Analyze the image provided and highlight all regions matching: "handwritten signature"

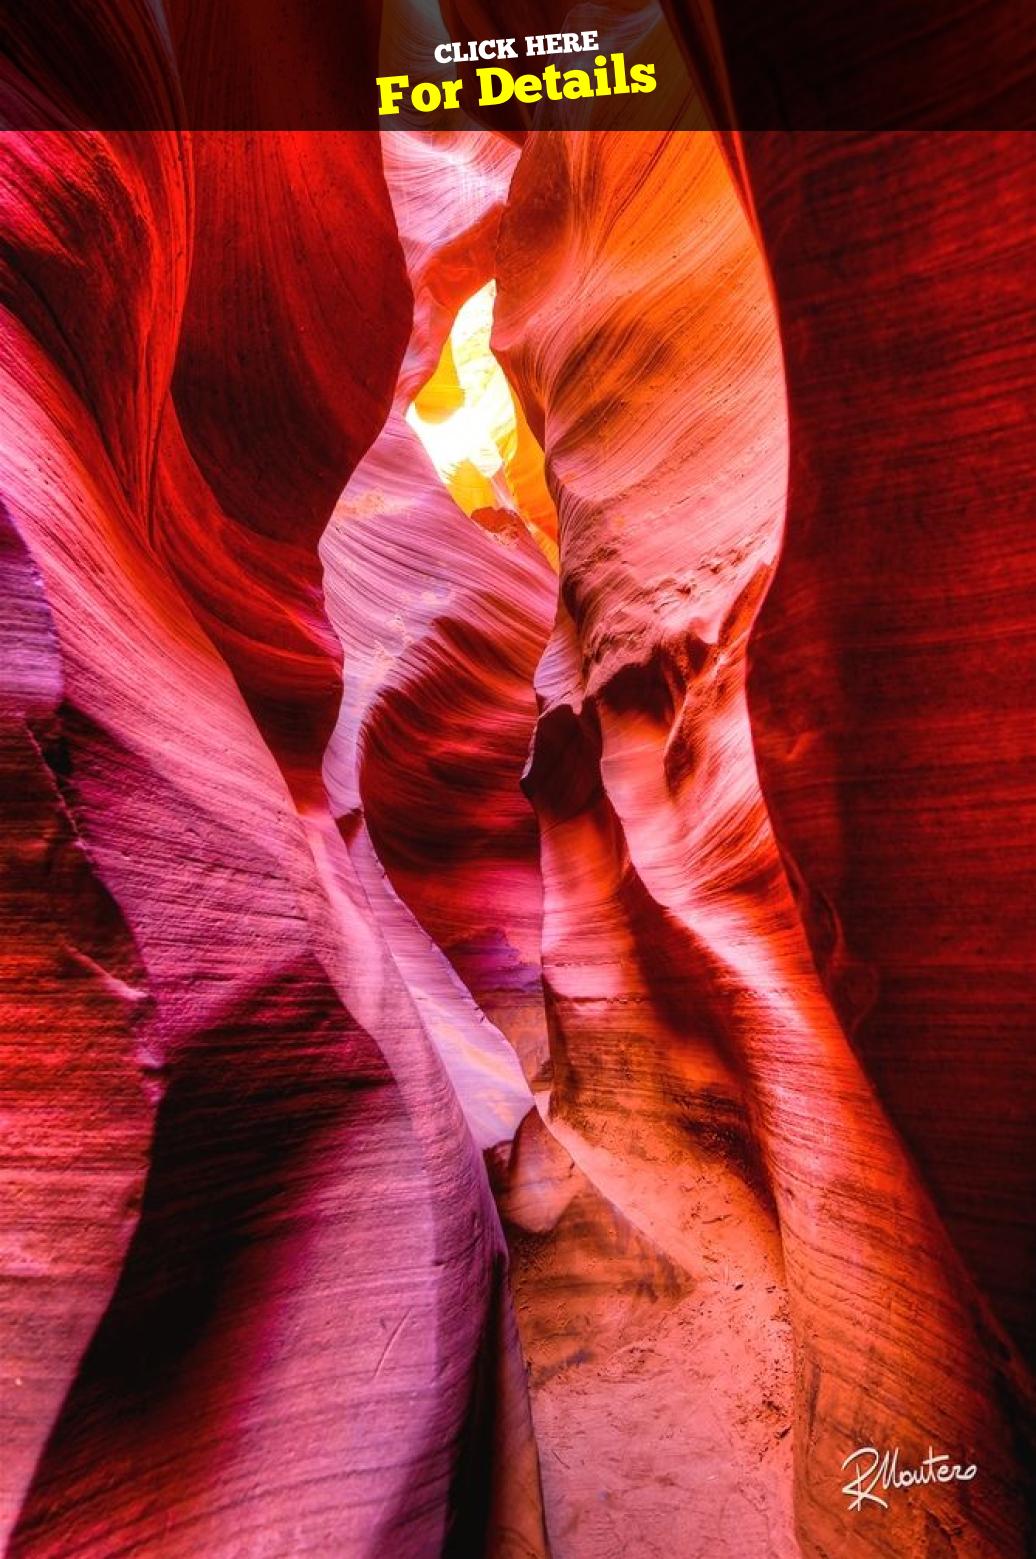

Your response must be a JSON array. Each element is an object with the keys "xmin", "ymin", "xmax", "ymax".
[{"xmin": 841, "ymin": 1447, "xmax": 978, "ymax": 1511}]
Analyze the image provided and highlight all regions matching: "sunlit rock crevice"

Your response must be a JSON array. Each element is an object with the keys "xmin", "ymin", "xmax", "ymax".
[{"xmin": 0, "ymin": 91, "xmax": 1032, "ymax": 1559}]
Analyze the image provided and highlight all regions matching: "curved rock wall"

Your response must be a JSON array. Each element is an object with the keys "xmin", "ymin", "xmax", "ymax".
[
  {"xmin": 492, "ymin": 128, "xmax": 1033, "ymax": 1559},
  {"xmin": 0, "ymin": 124, "xmax": 543, "ymax": 1559},
  {"xmin": 742, "ymin": 129, "xmax": 1036, "ymax": 1370},
  {"xmin": 0, "ymin": 61, "xmax": 1032, "ymax": 1559}
]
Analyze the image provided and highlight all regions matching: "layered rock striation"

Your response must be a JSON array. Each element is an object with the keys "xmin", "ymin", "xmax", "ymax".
[{"xmin": 0, "ymin": 35, "xmax": 1033, "ymax": 1559}]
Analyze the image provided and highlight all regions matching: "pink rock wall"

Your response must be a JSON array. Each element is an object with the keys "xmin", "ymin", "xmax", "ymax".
[{"xmin": 0, "ymin": 125, "xmax": 543, "ymax": 1558}]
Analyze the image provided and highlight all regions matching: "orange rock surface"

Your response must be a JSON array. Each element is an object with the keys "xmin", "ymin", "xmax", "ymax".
[{"xmin": 0, "ymin": 21, "xmax": 1033, "ymax": 1555}]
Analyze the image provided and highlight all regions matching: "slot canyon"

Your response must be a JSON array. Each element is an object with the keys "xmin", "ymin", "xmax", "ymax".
[{"xmin": 1, "ymin": 11, "xmax": 1034, "ymax": 1558}]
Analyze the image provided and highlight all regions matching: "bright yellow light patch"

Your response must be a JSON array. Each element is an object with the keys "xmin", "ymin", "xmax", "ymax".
[{"xmin": 406, "ymin": 281, "xmax": 558, "ymax": 566}]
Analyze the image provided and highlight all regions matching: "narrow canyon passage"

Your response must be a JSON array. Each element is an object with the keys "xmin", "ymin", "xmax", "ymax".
[
  {"xmin": 1, "ymin": 118, "xmax": 1032, "ymax": 1559},
  {"xmin": 322, "ymin": 135, "xmax": 799, "ymax": 1557},
  {"xmin": 317, "ymin": 129, "xmax": 1034, "ymax": 1559}
]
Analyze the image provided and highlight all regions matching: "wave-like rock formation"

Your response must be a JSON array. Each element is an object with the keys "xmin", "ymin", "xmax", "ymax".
[
  {"xmin": 0, "ymin": 127, "xmax": 543, "ymax": 1558},
  {"xmin": 743, "ymin": 130, "xmax": 1036, "ymax": 1365},
  {"xmin": 492, "ymin": 127, "xmax": 1034, "ymax": 1559},
  {"xmin": 1, "ymin": 17, "xmax": 1034, "ymax": 1559}
]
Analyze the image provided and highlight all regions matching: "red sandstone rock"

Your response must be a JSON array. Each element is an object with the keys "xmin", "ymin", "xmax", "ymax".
[
  {"xmin": 741, "ymin": 130, "xmax": 1036, "ymax": 1376},
  {"xmin": 0, "ymin": 16, "xmax": 1033, "ymax": 1559},
  {"xmin": 494, "ymin": 127, "xmax": 1033, "ymax": 1558},
  {"xmin": 0, "ymin": 124, "xmax": 543, "ymax": 1558}
]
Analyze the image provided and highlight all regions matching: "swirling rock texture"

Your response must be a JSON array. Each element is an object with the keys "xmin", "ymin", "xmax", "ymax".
[
  {"xmin": 0, "ymin": 126, "xmax": 543, "ymax": 1559},
  {"xmin": 1, "ymin": 8, "xmax": 1034, "ymax": 1559},
  {"xmin": 492, "ymin": 128, "xmax": 1034, "ymax": 1559}
]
